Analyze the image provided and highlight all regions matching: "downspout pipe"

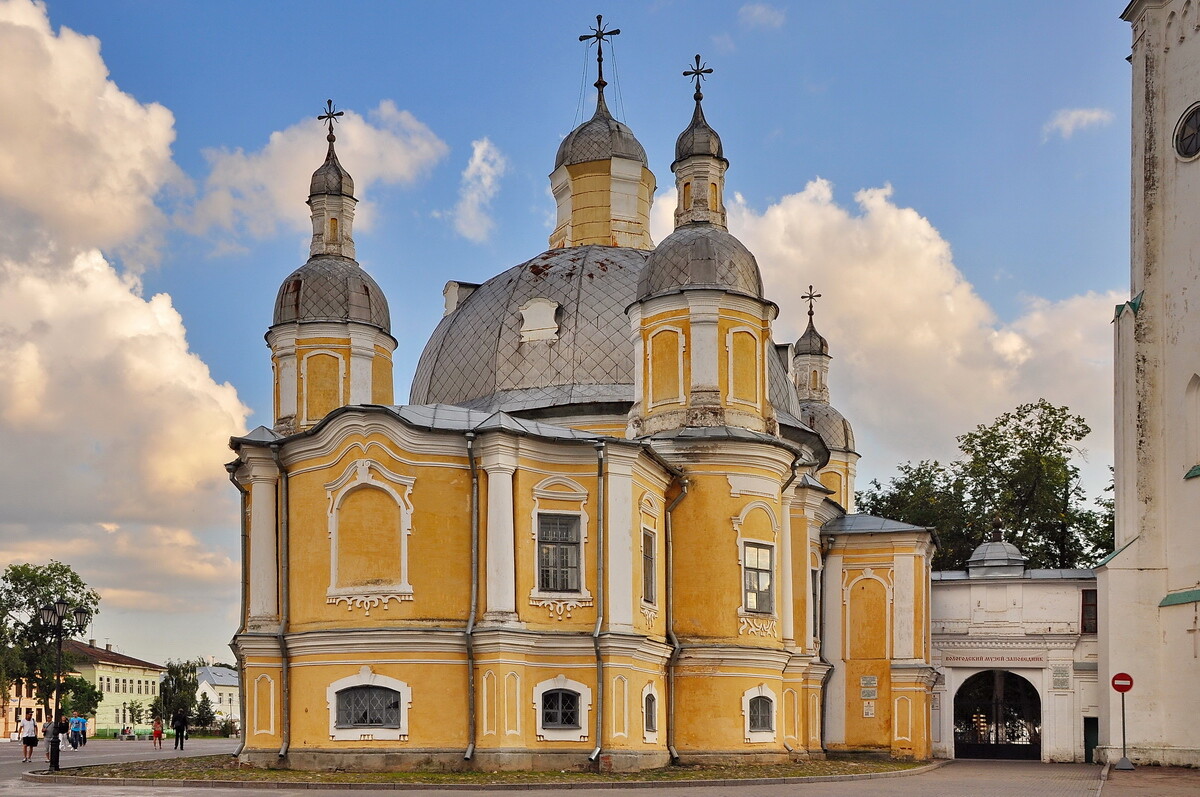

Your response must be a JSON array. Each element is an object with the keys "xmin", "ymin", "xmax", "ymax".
[
  {"xmin": 588, "ymin": 441, "xmax": 606, "ymax": 764},
  {"xmin": 270, "ymin": 445, "xmax": 291, "ymax": 761},
  {"xmin": 463, "ymin": 432, "xmax": 479, "ymax": 761},
  {"xmin": 664, "ymin": 477, "xmax": 690, "ymax": 762},
  {"xmin": 226, "ymin": 462, "xmax": 249, "ymax": 759}
]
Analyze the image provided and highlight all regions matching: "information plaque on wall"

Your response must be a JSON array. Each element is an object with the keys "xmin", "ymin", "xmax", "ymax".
[
  {"xmin": 862, "ymin": 700, "xmax": 875, "ymax": 718},
  {"xmin": 860, "ymin": 675, "xmax": 878, "ymax": 687},
  {"xmin": 860, "ymin": 687, "xmax": 878, "ymax": 699},
  {"xmin": 1052, "ymin": 667, "xmax": 1070, "ymax": 690}
]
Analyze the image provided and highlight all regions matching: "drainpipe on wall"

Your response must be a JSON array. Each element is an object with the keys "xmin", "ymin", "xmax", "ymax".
[
  {"xmin": 463, "ymin": 431, "xmax": 479, "ymax": 761},
  {"xmin": 588, "ymin": 441, "xmax": 606, "ymax": 764},
  {"xmin": 269, "ymin": 445, "xmax": 291, "ymax": 761},
  {"xmin": 226, "ymin": 462, "xmax": 249, "ymax": 759},
  {"xmin": 664, "ymin": 477, "xmax": 690, "ymax": 762}
]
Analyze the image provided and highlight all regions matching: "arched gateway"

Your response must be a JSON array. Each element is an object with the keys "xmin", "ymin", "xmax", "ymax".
[{"xmin": 953, "ymin": 670, "xmax": 1041, "ymax": 760}]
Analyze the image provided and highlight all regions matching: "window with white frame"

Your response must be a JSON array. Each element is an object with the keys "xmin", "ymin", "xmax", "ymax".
[
  {"xmin": 325, "ymin": 667, "xmax": 411, "ymax": 741},
  {"xmin": 642, "ymin": 529, "xmax": 656, "ymax": 604},
  {"xmin": 644, "ymin": 693, "xmax": 657, "ymax": 732},
  {"xmin": 538, "ymin": 514, "xmax": 581, "ymax": 592},
  {"xmin": 742, "ymin": 684, "xmax": 777, "ymax": 743},
  {"xmin": 532, "ymin": 675, "xmax": 591, "ymax": 742},
  {"xmin": 743, "ymin": 542, "xmax": 774, "ymax": 613},
  {"xmin": 335, "ymin": 685, "xmax": 403, "ymax": 729}
]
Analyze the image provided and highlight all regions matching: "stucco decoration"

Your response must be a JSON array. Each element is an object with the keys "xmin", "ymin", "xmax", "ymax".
[
  {"xmin": 532, "ymin": 674, "xmax": 592, "ymax": 742},
  {"xmin": 518, "ymin": 297, "xmax": 560, "ymax": 342}
]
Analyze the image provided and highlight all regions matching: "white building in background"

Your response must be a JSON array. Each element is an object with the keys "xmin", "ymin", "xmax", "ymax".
[
  {"xmin": 1104, "ymin": 0, "xmax": 1200, "ymax": 768},
  {"xmin": 931, "ymin": 536, "xmax": 1099, "ymax": 763},
  {"xmin": 196, "ymin": 666, "xmax": 239, "ymax": 730}
]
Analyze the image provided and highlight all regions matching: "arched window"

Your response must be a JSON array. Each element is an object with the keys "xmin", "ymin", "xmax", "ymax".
[
  {"xmin": 335, "ymin": 685, "xmax": 403, "ymax": 728},
  {"xmin": 644, "ymin": 693, "xmax": 657, "ymax": 732},
  {"xmin": 810, "ymin": 369, "xmax": 819, "ymax": 390},
  {"xmin": 708, "ymin": 182, "xmax": 718, "ymax": 211},
  {"xmin": 748, "ymin": 695, "xmax": 773, "ymax": 732},
  {"xmin": 328, "ymin": 217, "xmax": 339, "ymax": 240},
  {"xmin": 682, "ymin": 181, "xmax": 692, "ymax": 210},
  {"xmin": 541, "ymin": 689, "xmax": 580, "ymax": 729}
]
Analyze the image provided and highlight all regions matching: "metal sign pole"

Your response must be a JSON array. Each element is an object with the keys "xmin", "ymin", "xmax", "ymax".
[{"xmin": 1115, "ymin": 691, "xmax": 1134, "ymax": 770}]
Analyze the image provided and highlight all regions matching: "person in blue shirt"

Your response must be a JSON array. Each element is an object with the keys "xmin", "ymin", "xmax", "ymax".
[{"xmin": 68, "ymin": 712, "xmax": 84, "ymax": 750}]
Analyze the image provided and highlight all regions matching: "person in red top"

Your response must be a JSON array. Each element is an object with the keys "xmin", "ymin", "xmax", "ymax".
[{"xmin": 151, "ymin": 717, "xmax": 163, "ymax": 750}]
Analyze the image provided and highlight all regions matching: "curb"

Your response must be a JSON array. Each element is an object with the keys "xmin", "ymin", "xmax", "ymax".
[{"xmin": 22, "ymin": 759, "xmax": 951, "ymax": 791}]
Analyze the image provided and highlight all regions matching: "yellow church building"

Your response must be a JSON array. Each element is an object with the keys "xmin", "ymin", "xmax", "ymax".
[{"xmin": 229, "ymin": 33, "xmax": 936, "ymax": 772}]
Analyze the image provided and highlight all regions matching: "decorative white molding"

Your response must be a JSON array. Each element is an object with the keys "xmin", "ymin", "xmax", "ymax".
[
  {"xmin": 641, "ymin": 681, "xmax": 660, "ymax": 744},
  {"xmin": 532, "ymin": 674, "xmax": 592, "ymax": 742},
  {"xmin": 725, "ymin": 325, "xmax": 763, "ymax": 408},
  {"xmin": 727, "ymin": 474, "xmax": 779, "ymax": 499},
  {"xmin": 518, "ymin": 297, "xmax": 560, "ymax": 342},
  {"xmin": 647, "ymin": 325, "xmax": 687, "ymax": 408},
  {"xmin": 326, "ymin": 666, "xmax": 411, "ymax": 742},
  {"xmin": 739, "ymin": 615, "xmax": 778, "ymax": 637},
  {"xmin": 252, "ymin": 673, "xmax": 275, "ymax": 736},
  {"xmin": 325, "ymin": 459, "xmax": 415, "ymax": 613},
  {"xmin": 530, "ymin": 597, "xmax": 593, "ymax": 620},
  {"xmin": 640, "ymin": 605, "xmax": 659, "ymax": 624},
  {"xmin": 300, "ymin": 348, "xmax": 347, "ymax": 426}
]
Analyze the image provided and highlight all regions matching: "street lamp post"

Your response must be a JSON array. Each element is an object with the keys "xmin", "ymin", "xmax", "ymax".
[{"xmin": 39, "ymin": 600, "xmax": 89, "ymax": 772}]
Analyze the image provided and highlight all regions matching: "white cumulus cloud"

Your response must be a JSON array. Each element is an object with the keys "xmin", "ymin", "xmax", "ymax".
[
  {"xmin": 0, "ymin": 0, "xmax": 250, "ymax": 660},
  {"xmin": 451, "ymin": 138, "xmax": 508, "ymax": 243},
  {"xmin": 653, "ymin": 179, "xmax": 1118, "ymax": 492},
  {"xmin": 739, "ymin": 3, "xmax": 786, "ymax": 29},
  {"xmin": 185, "ymin": 100, "xmax": 448, "ymax": 250},
  {"xmin": 1043, "ymin": 108, "xmax": 1115, "ymax": 141}
]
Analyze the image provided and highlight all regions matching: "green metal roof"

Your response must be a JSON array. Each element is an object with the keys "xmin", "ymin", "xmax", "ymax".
[
  {"xmin": 1095, "ymin": 536, "xmax": 1137, "ymax": 568},
  {"xmin": 1159, "ymin": 588, "xmax": 1200, "ymax": 607}
]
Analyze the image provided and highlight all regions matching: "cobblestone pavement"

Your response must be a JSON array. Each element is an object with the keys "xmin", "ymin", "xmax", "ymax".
[{"xmin": 1102, "ymin": 765, "xmax": 1200, "ymax": 796}]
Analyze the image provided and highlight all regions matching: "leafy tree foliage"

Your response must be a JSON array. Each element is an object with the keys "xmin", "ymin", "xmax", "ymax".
[
  {"xmin": 59, "ymin": 675, "xmax": 103, "ymax": 717},
  {"xmin": 858, "ymin": 400, "xmax": 1114, "ymax": 570},
  {"xmin": 0, "ymin": 561, "xmax": 100, "ymax": 714},
  {"xmin": 127, "ymin": 699, "xmax": 145, "ymax": 725},
  {"xmin": 159, "ymin": 658, "xmax": 202, "ymax": 722},
  {"xmin": 194, "ymin": 692, "xmax": 216, "ymax": 729},
  {"xmin": 149, "ymin": 695, "xmax": 165, "ymax": 721}
]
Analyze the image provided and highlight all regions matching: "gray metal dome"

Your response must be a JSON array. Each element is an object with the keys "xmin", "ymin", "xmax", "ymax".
[
  {"xmin": 795, "ymin": 318, "xmax": 829, "ymax": 356},
  {"xmin": 309, "ymin": 137, "xmax": 354, "ymax": 197},
  {"xmin": 272, "ymin": 255, "xmax": 389, "ymax": 331},
  {"xmin": 673, "ymin": 100, "xmax": 725, "ymax": 168},
  {"xmin": 967, "ymin": 540, "xmax": 1026, "ymax": 568},
  {"xmin": 637, "ymin": 223, "xmax": 763, "ymax": 300},
  {"xmin": 554, "ymin": 93, "xmax": 648, "ymax": 170},
  {"xmin": 797, "ymin": 401, "xmax": 856, "ymax": 453},
  {"xmin": 410, "ymin": 246, "xmax": 650, "ymax": 412}
]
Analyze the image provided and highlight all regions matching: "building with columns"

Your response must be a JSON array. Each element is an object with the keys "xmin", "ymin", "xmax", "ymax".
[
  {"xmin": 229, "ymin": 36, "xmax": 935, "ymax": 771},
  {"xmin": 1100, "ymin": 0, "xmax": 1200, "ymax": 768}
]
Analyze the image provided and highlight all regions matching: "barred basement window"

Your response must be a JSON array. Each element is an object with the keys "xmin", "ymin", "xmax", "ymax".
[
  {"xmin": 743, "ymin": 542, "xmax": 774, "ymax": 613},
  {"xmin": 538, "ymin": 514, "xmax": 581, "ymax": 592},
  {"xmin": 335, "ymin": 685, "xmax": 402, "ymax": 728},
  {"xmin": 542, "ymin": 689, "xmax": 580, "ymax": 729},
  {"xmin": 748, "ymin": 695, "xmax": 773, "ymax": 732}
]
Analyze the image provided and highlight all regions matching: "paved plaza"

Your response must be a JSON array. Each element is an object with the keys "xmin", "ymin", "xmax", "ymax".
[{"xmin": 3, "ymin": 743, "xmax": 1199, "ymax": 796}]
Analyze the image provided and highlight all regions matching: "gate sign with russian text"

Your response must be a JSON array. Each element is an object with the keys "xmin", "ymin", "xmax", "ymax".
[{"xmin": 1111, "ymin": 672, "xmax": 1134, "ymax": 693}]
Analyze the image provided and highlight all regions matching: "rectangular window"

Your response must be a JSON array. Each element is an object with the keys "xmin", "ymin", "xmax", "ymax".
[
  {"xmin": 1081, "ymin": 588, "xmax": 1098, "ymax": 634},
  {"xmin": 744, "ymin": 543, "xmax": 774, "ymax": 613},
  {"xmin": 642, "ymin": 530, "xmax": 656, "ymax": 604},
  {"xmin": 538, "ymin": 514, "xmax": 581, "ymax": 592}
]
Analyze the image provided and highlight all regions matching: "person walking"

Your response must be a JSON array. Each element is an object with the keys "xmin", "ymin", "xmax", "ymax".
[
  {"xmin": 68, "ymin": 711, "xmax": 83, "ymax": 750},
  {"xmin": 151, "ymin": 717, "xmax": 163, "ymax": 750},
  {"xmin": 18, "ymin": 709, "xmax": 38, "ymax": 763},
  {"xmin": 170, "ymin": 709, "xmax": 187, "ymax": 750},
  {"xmin": 40, "ymin": 716, "xmax": 52, "ymax": 762}
]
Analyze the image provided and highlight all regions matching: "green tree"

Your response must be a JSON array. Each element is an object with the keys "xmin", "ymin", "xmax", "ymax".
[
  {"xmin": 159, "ymin": 658, "xmax": 201, "ymax": 722},
  {"xmin": 0, "ymin": 562, "xmax": 100, "ymax": 714},
  {"xmin": 149, "ymin": 695, "xmax": 165, "ymax": 721},
  {"xmin": 59, "ymin": 675, "xmax": 102, "ymax": 718},
  {"xmin": 194, "ymin": 692, "xmax": 216, "ymax": 729},
  {"xmin": 858, "ymin": 400, "xmax": 1114, "ymax": 570},
  {"xmin": 127, "ymin": 699, "xmax": 144, "ymax": 726}
]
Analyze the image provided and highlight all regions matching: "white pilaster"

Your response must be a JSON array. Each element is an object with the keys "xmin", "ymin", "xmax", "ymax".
[
  {"xmin": 780, "ymin": 492, "xmax": 795, "ymax": 646},
  {"xmin": 348, "ymin": 326, "xmax": 375, "ymax": 405},
  {"xmin": 244, "ymin": 454, "xmax": 280, "ymax": 623},
  {"xmin": 604, "ymin": 446, "xmax": 638, "ymax": 632},
  {"xmin": 687, "ymin": 293, "xmax": 721, "ymax": 400},
  {"xmin": 893, "ymin": 552, "xmax": 915, "ymax": 659},
  {"xmin": 480, "ymin": 436, "xmax": 519, "ymax": 619}
]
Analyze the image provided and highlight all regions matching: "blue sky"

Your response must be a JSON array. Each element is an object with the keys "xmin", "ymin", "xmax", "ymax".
[{"xmin": 0, "ymin": 1, "xmax": 1131, "ymax": 662}]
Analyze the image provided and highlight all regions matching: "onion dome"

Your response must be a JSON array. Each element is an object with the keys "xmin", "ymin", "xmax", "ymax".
[
  {"xmin": 672, "ymin": 83, "xmax": 725, "ymax": 168},
  {"xmin": 554, "ymin": 91, "xmax": 648, "ymax": 169},
  {"xmin": 272, "ymin": 256, "xmax": 390, "ymax": 331},
  {"xmin": 309, "ymin": 133, "xmax": 354, "ymax": 197},
  {"xmin": 796, "ymin": 316, "xmax": 829, "ymax": 356},
  {"xmin": 636, "ymin": 223, "xmax": 763, "ymax": 301}
]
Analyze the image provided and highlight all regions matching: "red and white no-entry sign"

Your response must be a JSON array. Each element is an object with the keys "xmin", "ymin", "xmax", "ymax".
[{"xmin": 1112, "ymin": 672, "xmax": 1134, "ymax": 693}]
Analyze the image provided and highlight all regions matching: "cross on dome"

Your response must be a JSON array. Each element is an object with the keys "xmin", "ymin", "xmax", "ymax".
[
  {"xmin": 683, "ymin": 54, "xmax": 713, "ymax": 101},
  {"xmin": 801, "ymin": 285, "xmax": 822, "ymax": 319},
  {"xmin": 318, "ymin": 99, "xmax": 344, "ymax": 141},
  {"xmin": 578, "ymin": 15, "xmax": 620, "ymax": 93}
]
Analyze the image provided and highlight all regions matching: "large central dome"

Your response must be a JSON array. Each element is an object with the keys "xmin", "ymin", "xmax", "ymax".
[{"xmin": 410, "ymin": 245, "xmax": 648, "ymax": 412}]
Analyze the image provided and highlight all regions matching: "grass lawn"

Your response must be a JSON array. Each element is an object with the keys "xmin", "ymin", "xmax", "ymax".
[{"xmin": 54, "ymin": 754, "xmax": 924, "ymax": 785}]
